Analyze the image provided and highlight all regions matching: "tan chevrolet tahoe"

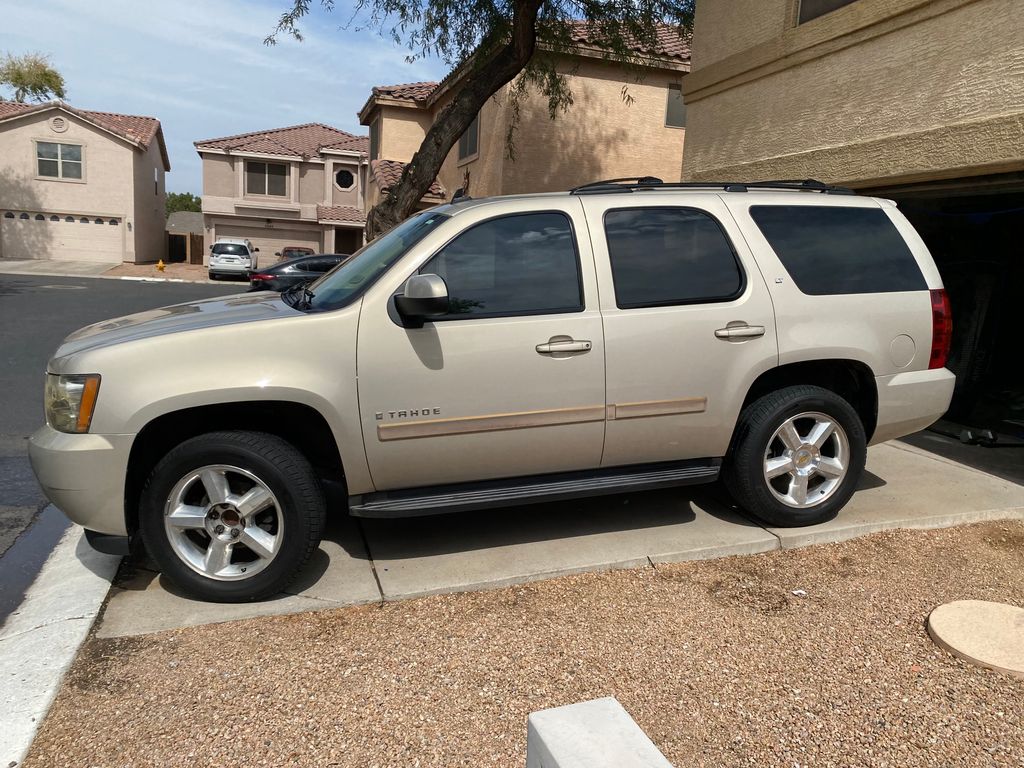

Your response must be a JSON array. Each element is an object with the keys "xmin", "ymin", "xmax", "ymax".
[{"xmin": 30, "ymin": 179, "xmax": 955, "ymax": 602}]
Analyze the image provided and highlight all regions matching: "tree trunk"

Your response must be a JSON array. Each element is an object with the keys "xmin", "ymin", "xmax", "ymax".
[{"xmin": 365, "ymin": 0, "xmax": 544, "ymax": 239}]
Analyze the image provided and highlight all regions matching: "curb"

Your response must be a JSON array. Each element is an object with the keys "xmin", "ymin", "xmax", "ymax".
[
  {"xmin": 0, "ymin": 515, "xmax": 120, "ymax": 766},
  {"xmin": 0, "ymin": 266, "xmax": 224, "ymax": 285}
]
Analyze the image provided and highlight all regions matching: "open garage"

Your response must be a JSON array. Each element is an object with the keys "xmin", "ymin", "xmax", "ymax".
[{"xmin": 868, "ymin": 173, "xmax": 1023, "ymax": 445}]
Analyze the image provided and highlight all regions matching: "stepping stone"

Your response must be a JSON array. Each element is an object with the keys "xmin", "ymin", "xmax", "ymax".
[{"xmin": 927, "ymin": 600, "xmax": 1024, "ymax": 679}]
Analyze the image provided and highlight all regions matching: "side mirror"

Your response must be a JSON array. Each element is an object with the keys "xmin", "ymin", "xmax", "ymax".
[
  {"xmin": 274, "ymin": 251, "xmax": 281, "ymax": 257},
  {"xmin": 254, "ymin": 247, "xmax": 260, "ymax": 252},
  {"xmin": 395, "ymin": 274, "xmax": 449, "ymax": 328}
]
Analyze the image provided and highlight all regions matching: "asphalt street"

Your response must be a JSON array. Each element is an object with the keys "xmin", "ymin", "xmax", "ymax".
[{"xmin": 0, "ymin": 274, "xmax": 234, "ymax": 557}]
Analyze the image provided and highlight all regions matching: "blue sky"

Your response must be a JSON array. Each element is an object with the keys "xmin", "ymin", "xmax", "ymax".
[{"xmin": 3, "ymin": 0, "xmax": 447, "ymax": 193}]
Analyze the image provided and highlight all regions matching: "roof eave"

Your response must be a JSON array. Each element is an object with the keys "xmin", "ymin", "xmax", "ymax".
[{"xmin": 195, "ymin": 146, "xmax": 304, "ymax": 162}]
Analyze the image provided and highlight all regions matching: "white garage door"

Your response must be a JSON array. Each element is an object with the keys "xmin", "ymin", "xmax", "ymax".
[
  {"xmin": 1, "ymin": 214, "xmax": 123, "ymax": 263},
  {"xmin": 215, "ymin": 226, "xmax": 322, "ymax": 270}
]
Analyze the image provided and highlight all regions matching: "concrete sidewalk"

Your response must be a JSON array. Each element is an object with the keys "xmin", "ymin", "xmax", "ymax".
[
  {"xmin": 0, "ymin": 258, "xmax": 223, "ymax": 284},
  {"xmin": 94, "ymin": 441, "xmax": 1024, "ymax": 638}
]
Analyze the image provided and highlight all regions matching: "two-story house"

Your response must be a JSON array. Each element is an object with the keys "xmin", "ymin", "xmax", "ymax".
[
  {"xmin": 0, "ymin": 101, "xmax": 169, "ymax": 263},
  {"xmin": 358, "ymin": 24, "xmax": 691, "ymax": 203},
  {"xmin": 681, "ymin": 0, "xmax": 1023, "ymax": 441},
  {"xmin": 194, "ymin": 124, "xmax": 369, "ymax": 261}
]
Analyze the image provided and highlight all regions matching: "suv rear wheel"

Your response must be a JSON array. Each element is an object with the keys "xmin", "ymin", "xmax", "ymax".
[
  {"xmin": 725, "ymin": 385, "xmax": 867, "ymax": 527},
  {"xmin": 139, "ymin": 430, "xmax": 325, "ymax": 602}
]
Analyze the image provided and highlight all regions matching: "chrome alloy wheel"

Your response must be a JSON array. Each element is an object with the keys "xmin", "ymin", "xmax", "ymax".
[
  {"xmin": 163, "ymin": 465, "xmax": 283, "ymax": 581},
  {"xmin": 762, "ymin": 411, "xmax": 850, "ymax": 509}
]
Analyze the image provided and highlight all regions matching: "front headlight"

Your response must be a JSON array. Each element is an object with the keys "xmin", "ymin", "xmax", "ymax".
[{"xmin": 45, "ymin": 374, "xmax": 101, "ymax": 433}]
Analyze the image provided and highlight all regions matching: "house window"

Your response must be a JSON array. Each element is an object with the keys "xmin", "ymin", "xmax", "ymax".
[
  {"xmin": 37, "ymin": 142, "xmax": 83, "ymax": 179},
  {"xmin": 798, "ymin": 0, "xmax": 859, "ymax": 24},
  {"xmin": 666, "ymin": 84, "xmax": 687, "ymax": 128},
  {"xmin": 458, "ymin": 114, "xmax": 479, "ymax": 162},
  {"xmin": 335, "ymin": 169, "xmax": 355, "ymax": 190},
  {"xmin": 369, "ymin": 119, "xmax": 380, "ymax": 161},
  {"xmin": 245, "ymin": 161, "xmax": 288, "ymax": 196}
]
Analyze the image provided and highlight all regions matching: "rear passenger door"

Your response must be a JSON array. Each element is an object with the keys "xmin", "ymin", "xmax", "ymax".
[{"xmin": 584, "ymin": 194, "xmax": 779, "ymax": 466}]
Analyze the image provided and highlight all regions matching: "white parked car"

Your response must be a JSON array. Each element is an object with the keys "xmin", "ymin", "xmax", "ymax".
[
  {"xmin": 208, "ymin": 238, "xmax": 258, "ymax": 279},
  {"xmin": 30, "ymin": 179, "xmax": 954, "ymax": 602}
]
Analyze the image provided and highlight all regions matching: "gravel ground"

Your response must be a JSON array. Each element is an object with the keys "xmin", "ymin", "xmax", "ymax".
[{"xmin": 24, "ymin": 520, "xmax": 1024, "ymax": 768}]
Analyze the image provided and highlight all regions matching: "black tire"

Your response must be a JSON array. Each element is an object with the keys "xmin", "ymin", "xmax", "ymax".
[
  {"xmin": 724, "ymin": 385, "xmax": 867, "ymax": 527},
  {"xmin": 139, "ymin": 430, "xmax": 326, "ymax": 602}
]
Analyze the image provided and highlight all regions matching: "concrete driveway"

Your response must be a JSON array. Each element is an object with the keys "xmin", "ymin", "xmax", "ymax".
[{"xmin": 95, "ymin": 441, "xmax": 1023, "ymax": 638}]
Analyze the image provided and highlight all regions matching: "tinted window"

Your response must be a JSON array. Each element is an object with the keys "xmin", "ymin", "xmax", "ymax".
[
  {"xmin": 798, "ymin": 0, "xmax": 859, "ymax": 24},
  {"xmin": 749, "ymin": 206, "xmax": 926, "ymax": 295},
  {"xmin": 306, "ymin": 258, "xmax": 338, "ymax": 273},
  {"xmin": 604, "ymin": 207, "xmax": 743, "ymax": 308},
  {"xmin": 212, "ymin": 244, "xmax": 249, "ymax": 256},
  {"xmin": 458, "ymin": 114, "xmax": 479, "ymax": 161},
  {"xmin": 666, "ymin": 84, "xmax": 686, "ymax": 128},
  {"xmin": 420, "ymin": 212, "xmax": 582, "ymax": 318}
]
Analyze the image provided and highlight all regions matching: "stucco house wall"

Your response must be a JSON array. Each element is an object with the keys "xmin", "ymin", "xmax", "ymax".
[
  {"xmin": 682, "ymin": 0, "xmax": 1024, "ymax": 187},
  {"xmin": 484, "ymin": 56, "xmax": 686, "ymax": 195},
  {"xmin": 131, "ymin": 138, "xmax": 167, "ymax": 262},
  {"xmin": 377, "ymin": 106, "xmax": 434, "ymax": 164},
  {"xmin": 202, "ymin": 155, "xmax": 235, "ymax": 197},
  {"xmin": 298, "ymin": 163, "xmax": 325, "ymax": 205}
]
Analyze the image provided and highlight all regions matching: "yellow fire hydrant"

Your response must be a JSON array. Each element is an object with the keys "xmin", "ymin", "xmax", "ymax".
[{"xmin": 156, "ymin": 259, "xmax": 166, "ymax": 272}]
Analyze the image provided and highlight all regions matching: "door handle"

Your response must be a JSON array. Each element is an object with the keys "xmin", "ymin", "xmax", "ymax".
[
  {"xmin": 536, "ymin": 339, "xmax": 592, "ymax": 354},
  {"xmin": 714, "ymin": 324, "xmax": 766, "ymax": 339}
]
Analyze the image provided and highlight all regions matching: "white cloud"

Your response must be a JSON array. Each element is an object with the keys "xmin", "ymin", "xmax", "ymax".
[{"xmin": 3, "ymin": 0, "xmax": 446, "ymax": 192}]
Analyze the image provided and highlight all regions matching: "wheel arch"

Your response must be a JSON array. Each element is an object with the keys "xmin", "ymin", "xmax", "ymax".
[
  {"xmin": 124, "ymin": 400, "xmax": 346, "ymax": 536},
  {"xmin": 733, "ymin": 359, "xmax": 878, "ymax": 449}
]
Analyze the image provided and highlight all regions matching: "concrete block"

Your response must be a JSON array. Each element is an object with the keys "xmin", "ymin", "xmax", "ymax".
[{"xmin": 527, "ymin": 697, "xmax": 673, "ymax": 768}]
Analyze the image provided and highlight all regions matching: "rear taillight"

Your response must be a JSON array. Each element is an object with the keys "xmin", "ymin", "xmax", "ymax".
[
  {"xmin": 250, "ymin": 273, "xmax": 273, "ymax": 281},
  {"xmin": 929, "ymin": 288, "xmax": 952, "ymax": 370}
]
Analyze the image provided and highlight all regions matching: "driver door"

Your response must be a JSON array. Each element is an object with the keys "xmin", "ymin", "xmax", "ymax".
[{"xmin": 356, "ymin": 200, "xmax": 606, "ymax": 491}]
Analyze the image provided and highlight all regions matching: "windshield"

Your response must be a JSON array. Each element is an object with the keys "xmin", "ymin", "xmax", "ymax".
[
  {"xmin": 306, "ymin": 211, "xmax": 449, "ymax": 311},
  {"xmin": 212, "ymin": 244, "xmax": 249, "ymax": 256}
]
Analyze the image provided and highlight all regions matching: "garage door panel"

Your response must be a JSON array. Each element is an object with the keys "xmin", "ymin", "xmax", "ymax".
[{"xmin": 1, "ymin": 217, "xmax": 122, "ymax": 263}]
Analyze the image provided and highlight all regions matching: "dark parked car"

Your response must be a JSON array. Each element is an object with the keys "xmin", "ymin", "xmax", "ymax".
[{"xmin": 248, "ymin": 253, "xmax": 348, "ymax": 292}]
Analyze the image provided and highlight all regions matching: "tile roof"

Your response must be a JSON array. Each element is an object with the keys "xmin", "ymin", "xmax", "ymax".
[
  {"xmin": 195, "ymin": 123, "xmax": 369, "ymax": 159},
  {"xmin": 370, "ymin": 159, "xmax": 446, "ymax": 198},
  {"xmin": 567, "ymin": 21, "xmax": 692, "ymax": 64},
  {"xmin": 0, "ymin": 100, "xmax": 170, "ymax": 168},
  {"xmin": 317, "ymin": 204, "xmax": 366, "ymax": 224},
  {"xmin": 321, "ymin": 135, "xmax": 370, "ymax": 154},
  {"xmin": 371, "ymin": 82, "xmax": 439, "ymax": 102}
]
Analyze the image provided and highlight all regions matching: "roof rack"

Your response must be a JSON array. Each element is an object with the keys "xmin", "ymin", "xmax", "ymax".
[{"xmin": 569, "ymin": 178, "xmax": 856, "ymax": 196}]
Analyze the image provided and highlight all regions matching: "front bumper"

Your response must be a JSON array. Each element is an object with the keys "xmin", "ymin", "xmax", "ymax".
[
  {"xmin": 28, "ymin": 425, "xmax": 134, "ymax": 536},
  {"xmin": 871, "ymin": 367, "xmax": 956, "ymax": 445}
]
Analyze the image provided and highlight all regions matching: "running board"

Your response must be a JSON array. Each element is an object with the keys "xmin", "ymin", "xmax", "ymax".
[{"xmin": 348, "ymin": 459, "xmax": 721, "ymax": 518}]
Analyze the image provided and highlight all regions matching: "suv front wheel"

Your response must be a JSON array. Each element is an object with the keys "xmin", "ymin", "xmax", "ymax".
[
  {"xmin": 139, "ymin": 430, "xmax": 326, "ymax": 602},
  {"xmin": 725, "ymin": 385, "xmax": 867, "ymax": 527}
]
